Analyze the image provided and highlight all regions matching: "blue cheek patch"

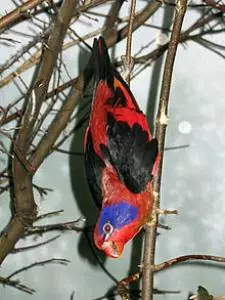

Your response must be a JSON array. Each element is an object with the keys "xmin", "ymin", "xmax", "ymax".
[{"xmin": 98, "ymin": 201, "xmax": 138, "ymax": 236}]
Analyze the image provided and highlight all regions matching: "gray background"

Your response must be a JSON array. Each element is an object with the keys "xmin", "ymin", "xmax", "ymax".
[{"xmin": 0, "ymin": 1, "xmax": 225, "ymax": 299}]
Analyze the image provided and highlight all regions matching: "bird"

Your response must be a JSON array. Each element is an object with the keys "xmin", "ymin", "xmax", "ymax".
[{"xmin": 84, "ymin": 36, "xmax": 160, "ymax": 258}]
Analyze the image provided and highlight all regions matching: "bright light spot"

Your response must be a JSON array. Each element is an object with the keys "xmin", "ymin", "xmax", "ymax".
[{"xmin": 178, "ymin": 121, "xmax": 192, "ymax": 134}]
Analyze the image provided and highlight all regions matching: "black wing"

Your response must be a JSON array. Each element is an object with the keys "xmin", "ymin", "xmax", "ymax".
[
  {"xmin": 84, "ymin": 130, "xmax": 105, "ymax": 208},
  {"xmin": 105, "ymin": 113, "xmax": 158, "ymax": 193}
]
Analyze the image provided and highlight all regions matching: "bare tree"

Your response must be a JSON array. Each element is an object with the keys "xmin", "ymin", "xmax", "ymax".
[{"xmin": 0, "ymin": 0, "xmax": 225, "ymax": 299}]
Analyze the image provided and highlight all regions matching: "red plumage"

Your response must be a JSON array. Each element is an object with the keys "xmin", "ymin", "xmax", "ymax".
[{"xmin": 84, "ymin": 37, "xmax": 160, "ymax": 258}]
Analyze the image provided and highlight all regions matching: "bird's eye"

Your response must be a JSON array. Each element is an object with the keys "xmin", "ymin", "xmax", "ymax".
[{"xmin": 103, "ymin": 222, "xmax": 114, "ymax": 236}]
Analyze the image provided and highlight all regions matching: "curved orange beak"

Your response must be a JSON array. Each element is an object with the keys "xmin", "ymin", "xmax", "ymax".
[{"xmin": 101, "ymin": 241, "xmax": 124, "ymax": 258}]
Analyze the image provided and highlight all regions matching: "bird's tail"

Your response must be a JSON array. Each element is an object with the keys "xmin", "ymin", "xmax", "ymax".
[
  {"xmin": 92, "ymin": 37, "xmax": 114, "ymax": 89},
  {"xmin": 91, "ymin": 36, "xmax": 139, "ymax": 110}
]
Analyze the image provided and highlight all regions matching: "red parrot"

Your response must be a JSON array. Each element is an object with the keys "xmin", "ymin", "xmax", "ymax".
[{"xmin": 84, "ymin": 37, "xmax": 160, "ymax": 258}]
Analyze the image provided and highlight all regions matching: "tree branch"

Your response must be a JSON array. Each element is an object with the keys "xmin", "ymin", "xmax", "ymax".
[
  {"xmin": 0, "ymin": 0, "xmax": 78, "ymax": 265},
  {"xmin": 154, "ymin": 254, "xmax": 225, "ymax": 272},
  {"xmin": 124, "ymin": 0, "xmax": 136, "ymax": 85},
  {"xmin": 0, "ymin": 0, "xmax": 47, "ymax": 32},
  {"xmin": 141, "ymin": 0, "xmax": 188, "ymax": 299}
]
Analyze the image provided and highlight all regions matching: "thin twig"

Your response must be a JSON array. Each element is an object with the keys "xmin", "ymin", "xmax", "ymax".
[
  {"xmin": 0, "ymin": 0, "xmax": 47, "ymax": 32},
  {"xmin": 35, "ymin": 209, "xmax": 64, "ymax": 221},
  {"xmin": 12, "ymin": 235, "xmax": 60, "ymax": 253},
  {"xmin": 154, "ymin": 254, "xmax": 225, "ymax": 272},
  {"xmin": 124, "ymin": 0, "xmax": 136, "ymax": 85},
  {"xmin": 25, "ymin": 219, "xmax": 85, "ymax": 236},
  {"xmin": 202, "ymin": 0, "xmax": 225, "ymax": 12},
  {"xmin": 0, "ymin": 275, "xmax": 35, "ymax": 294},
  {"xmin": 7, "ymin": 258, "xmax": 69, "ymax": 279}
]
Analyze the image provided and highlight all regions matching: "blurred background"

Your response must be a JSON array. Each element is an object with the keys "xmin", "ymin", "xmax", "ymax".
[{"xmin": 0, "ymin": 0, "xmax": 225, "ymax": 299}]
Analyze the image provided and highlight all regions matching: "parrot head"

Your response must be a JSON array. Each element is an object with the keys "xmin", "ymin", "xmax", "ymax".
[
  {"xmin": 93, "ymin": 165, "xmax": 154, "ymax": 258},
  {"xmin": 93, "ymin": 201, "xmax": 145, "ymax": 258}
]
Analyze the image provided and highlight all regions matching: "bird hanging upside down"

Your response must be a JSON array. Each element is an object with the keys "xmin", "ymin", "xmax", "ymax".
[{"xmin": 84, "ymin": 37, "xmax": 160, "ymax": 258}]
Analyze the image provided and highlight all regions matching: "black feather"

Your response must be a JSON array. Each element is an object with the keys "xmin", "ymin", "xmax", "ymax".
[
  {"xmin": 106, "ymin": 113, "xmax": 158, "ymax": 193},
  {"xmin": 92, "ymin": 37, "xmax": 114, "ymax": 89},
  {"xmin": 84, "ymin": 131, "xmax": 105, "ymax": 208}
]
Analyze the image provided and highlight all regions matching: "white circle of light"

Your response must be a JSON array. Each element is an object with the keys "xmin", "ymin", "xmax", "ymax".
[{"xmin": 178, "ymin": 121, "xmax": 192, "ymax": 134}]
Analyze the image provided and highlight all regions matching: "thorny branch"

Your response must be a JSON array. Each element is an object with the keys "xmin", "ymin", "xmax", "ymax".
[
  {"xmin": 0, "ymin": 0, "xmax": 49, "ymax": 32},
  {"xmin": 142, "ymin": 0, "xmax": 188, "ymax": 299},
  {"xmin": 0, "ymin": 0, "xmax": 79, "ymax": 264},
  {"xmin": 0, "ymin": 1, "xmax": 161, "ymax": 90},
  {"xmin": 25, "ymin": 219, "xmax": 85, "ymax": 236},
  {"xmin": 117, "ymin": 254, "xmax": 225, "ymax": 299},
  {"xmin": 0, "ymin": 258, "xmax": 69, "ymax": 294},
  {"xmin": 0, "ymin": 0, "xmax": 225, "ymax": 298},
  {"xmin": 0, "ymin": 0, "xmax": 113, "ymax": 34}
]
